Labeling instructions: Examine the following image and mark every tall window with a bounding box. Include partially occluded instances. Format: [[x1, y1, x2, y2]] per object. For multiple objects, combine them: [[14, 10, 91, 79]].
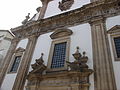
[[10, 56, 21, 72], [48, 28, 72, 71], [114, 37, 120, 58], [8, 47, 25, 74], [51, 42, 67, 68]]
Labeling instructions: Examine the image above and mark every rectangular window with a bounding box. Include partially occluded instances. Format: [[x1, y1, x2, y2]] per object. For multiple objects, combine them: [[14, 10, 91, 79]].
[[114, 37, 120, 58], [51, 42, 67, 68], [10, 56, 21, 72]]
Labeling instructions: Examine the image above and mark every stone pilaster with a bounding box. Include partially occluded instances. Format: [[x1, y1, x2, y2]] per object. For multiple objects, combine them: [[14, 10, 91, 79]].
[[89, 17, 117, 90], [12, 35, 39, 90], [0, 38, 19, 87]]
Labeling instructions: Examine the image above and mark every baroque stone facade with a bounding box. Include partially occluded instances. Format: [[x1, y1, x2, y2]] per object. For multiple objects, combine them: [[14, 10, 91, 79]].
[[0, 0, 120, 90], [27, 47, 93, 90]]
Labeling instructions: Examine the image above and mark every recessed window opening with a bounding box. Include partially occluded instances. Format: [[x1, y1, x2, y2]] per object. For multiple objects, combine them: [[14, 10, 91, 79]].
[[114, 37, 120, 58], [51, 42, 67, 68], [10, 56, 21, 72]]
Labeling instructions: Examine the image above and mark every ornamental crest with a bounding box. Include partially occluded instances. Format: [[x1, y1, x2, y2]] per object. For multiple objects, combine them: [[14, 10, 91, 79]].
[[58, 0, 74, 11]]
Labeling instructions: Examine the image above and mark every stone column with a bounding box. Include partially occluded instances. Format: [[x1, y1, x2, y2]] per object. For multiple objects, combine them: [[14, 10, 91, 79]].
[[0, 38, 19, 87], [89, 17, 117, 90], [12, 35, 39, 90], [38, 0, 49, 19]]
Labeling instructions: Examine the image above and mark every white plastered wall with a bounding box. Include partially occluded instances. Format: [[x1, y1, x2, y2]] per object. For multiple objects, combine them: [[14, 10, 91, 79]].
[[106, 15, 120, 90], [30, 23, 94, 90], [1, 39, 28, 90], [44, 0, 90, 18], [0, 31, 14, 61], [0, 39, 12, 68], [0, 31, 14, 73]]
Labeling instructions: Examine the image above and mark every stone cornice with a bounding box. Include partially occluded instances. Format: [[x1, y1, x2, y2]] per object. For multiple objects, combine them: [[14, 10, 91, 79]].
[[27, 71, 93, 80], [50, 28, 73, 39], [107, 25, 120, 34], [11, 0, 120, 39]]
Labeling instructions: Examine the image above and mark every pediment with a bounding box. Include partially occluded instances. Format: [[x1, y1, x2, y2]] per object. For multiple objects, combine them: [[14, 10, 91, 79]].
[[107, 25, 120, 34], [15, 47, 25, 53], [50, 28, 73, 39]]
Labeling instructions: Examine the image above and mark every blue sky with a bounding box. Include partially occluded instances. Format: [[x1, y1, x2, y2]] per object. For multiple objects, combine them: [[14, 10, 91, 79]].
[[0, 0, 42, 30]]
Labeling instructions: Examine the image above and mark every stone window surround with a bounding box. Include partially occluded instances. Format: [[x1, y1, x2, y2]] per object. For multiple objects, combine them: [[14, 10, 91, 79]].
[[7, 48, 25, 74], [47, 36, 70, 72], [108, 25, 120, 61], [110, 34, 120, 61]]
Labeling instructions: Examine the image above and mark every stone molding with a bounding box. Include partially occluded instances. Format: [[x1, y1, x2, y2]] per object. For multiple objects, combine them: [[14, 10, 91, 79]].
[[107, 25, 120, 34], [11, 0, 120, 39], [50, 28, 73, 39], [27, 71, 92, 90]]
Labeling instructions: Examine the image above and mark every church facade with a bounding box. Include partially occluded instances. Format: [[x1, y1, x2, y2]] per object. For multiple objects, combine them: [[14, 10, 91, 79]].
[[0, 0, 120, 90]]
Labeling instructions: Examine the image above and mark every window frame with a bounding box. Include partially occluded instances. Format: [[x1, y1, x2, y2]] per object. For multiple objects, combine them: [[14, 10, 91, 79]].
[[108, 25, 120, 61], [8, 47, 25, 74], [111, 34, 120, 61], [9, 56, 22, 73], [47, 36, 70, 71]]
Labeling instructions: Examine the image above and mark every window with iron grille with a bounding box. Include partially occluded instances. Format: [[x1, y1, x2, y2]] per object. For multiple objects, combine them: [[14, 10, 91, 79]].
[[10, 56, 21, 72], [51, 42, 67, 68], [114, 37, 120, 58]]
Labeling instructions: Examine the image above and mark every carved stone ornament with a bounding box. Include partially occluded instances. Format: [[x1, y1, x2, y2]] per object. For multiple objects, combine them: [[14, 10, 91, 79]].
[[22, 13, 30, 25], [50, 28, 73, 39], [58, 0, 74, 11], [30, 53, 46, 74], [11, 0, 120, 39], [26, 48, 93, 90], [14, 47, 25, 53], [66, 46, 93, 72]]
